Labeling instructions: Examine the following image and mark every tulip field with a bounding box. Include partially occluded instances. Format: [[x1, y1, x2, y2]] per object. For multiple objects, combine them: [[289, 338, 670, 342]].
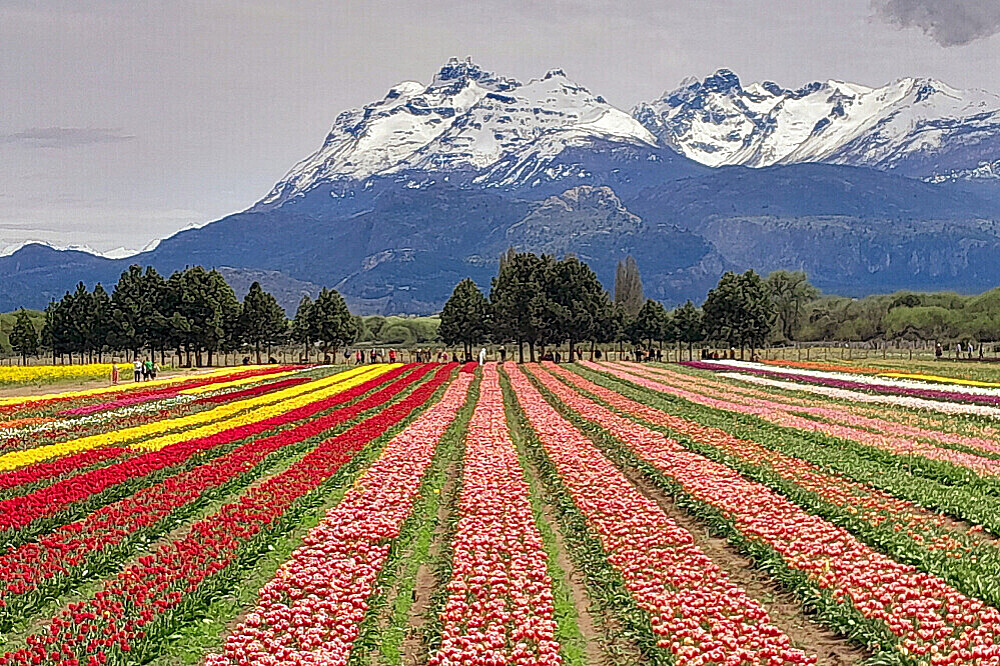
[[3, 360, 1000, 665]]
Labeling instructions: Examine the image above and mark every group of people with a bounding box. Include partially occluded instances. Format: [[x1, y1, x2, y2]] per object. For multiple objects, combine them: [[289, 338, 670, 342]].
[[621, 347, 663, 362], [348, 348, 403, 365], [936, 342, 988, 360], [110, 359, 158, 385]]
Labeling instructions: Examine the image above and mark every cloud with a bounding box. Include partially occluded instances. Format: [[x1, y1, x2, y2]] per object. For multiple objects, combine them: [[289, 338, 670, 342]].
[[0, 127, 135, 148], [871, 0, 1000, 46]]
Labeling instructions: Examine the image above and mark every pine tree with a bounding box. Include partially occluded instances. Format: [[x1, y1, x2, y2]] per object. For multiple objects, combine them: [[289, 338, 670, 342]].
[[291, 295, 314, 362], [241, 282, 287, 364], [631, 299, 671, 347], [440, 278, 490, 359], [89, 284, 112, 362], [110, 266, 145, 359], [10, 309, 39, 364], [614, 256, 644, 319], [311, 288, 357, 359], [490, 251, 549, 362], [544, 256, 608, 360]]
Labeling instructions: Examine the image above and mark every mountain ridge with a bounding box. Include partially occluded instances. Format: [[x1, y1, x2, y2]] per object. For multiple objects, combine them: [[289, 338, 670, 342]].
[[3, 59, 1000, 315]]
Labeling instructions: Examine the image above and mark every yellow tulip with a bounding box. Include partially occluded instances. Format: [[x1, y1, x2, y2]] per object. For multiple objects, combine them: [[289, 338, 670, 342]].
[[0, 365, 397, 470]]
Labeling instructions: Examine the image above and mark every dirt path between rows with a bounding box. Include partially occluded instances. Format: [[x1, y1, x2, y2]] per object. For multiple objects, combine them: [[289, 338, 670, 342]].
[[615, 458, 871, 666], [518, 447, 633, 665], [400, 456, 461, 665]]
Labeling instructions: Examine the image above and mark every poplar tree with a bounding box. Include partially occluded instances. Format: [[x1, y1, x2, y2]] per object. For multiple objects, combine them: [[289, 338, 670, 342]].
[[614, 256, 644, 318]]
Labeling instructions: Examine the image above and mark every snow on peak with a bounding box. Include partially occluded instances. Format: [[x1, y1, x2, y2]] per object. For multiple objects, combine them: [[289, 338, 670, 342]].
[[634, 69, 1000, 171], [260, 59, 655, 205], [429, 57, 519, 92]]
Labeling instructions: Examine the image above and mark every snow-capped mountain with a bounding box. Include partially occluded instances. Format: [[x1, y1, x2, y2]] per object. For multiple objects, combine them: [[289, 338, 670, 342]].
[[633, 69, 1000, 178], [261, 58, 657, 206], [6, 59, 1000, 316]]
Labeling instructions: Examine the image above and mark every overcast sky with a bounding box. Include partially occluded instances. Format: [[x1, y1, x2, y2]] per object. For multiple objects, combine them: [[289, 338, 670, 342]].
[[3, 0, 1000, 255]]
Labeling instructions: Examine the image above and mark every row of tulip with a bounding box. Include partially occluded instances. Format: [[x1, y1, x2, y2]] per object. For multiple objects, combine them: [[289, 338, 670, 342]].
[[0, 363, 442, 632], [0, 363, 116, 388], [506, 364, 813, 666], [178, 369, 301, 395], [550, 364, 1000, 620], [0, 365, 387, 473], [429, 365, 562, 666], [0, 364, 408, 548], [639, 361, 1000, 443], [600, 362, 1000, 477], [193, 376, 312, 405], [632, 363, 1000, 459], [0, 369, 374, 497], [0, 369, 312, 452], [209, 372, 475, 666], [718, 370, 1000, 419], [49, 366, 301, 416], [0, 364, 289, 412], [0, 364, 457, 666], [0, 366, 309, 450], [0, 397, 198, 459], [880, 371, 1000, 388], [530, 363, 1000, 663], [684, 360, 1000, 405], [759, 359, 883, 374], [576, 365, 1000, 557]]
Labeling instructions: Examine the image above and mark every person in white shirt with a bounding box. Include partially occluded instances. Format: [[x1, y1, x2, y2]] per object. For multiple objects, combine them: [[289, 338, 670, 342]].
[[478, 347, 487, 365]]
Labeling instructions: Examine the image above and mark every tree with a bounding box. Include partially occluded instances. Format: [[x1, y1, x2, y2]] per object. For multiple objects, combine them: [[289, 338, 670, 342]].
[[630, 299, 672, 348], [614, 256, 644, 318], [311, 288, 357, 358], [702, 270, 776, 357], [291, 295, 314, 361], [64, 283, 94, 363], [498, 246, 517, 274], [673, 300, 703, 361], [440, 278, 490, 359], [110, 265, 167, 360], [490, 251, 550, 362], [546, 256, 610, 360], [241, 282, 287, 363], [10, 309, 39, 364], [87, 284, 113, 362], [164, 267, 240, 366], [765, 270, 819, 341]]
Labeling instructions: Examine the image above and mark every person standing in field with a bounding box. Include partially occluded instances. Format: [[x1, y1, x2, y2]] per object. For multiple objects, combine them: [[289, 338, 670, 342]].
[[133, 359, 142, 382], [151, 361, 159, 380], [478, 347, 487, 365], [389, 348, 397, 363], [111, 363, 120, 385]]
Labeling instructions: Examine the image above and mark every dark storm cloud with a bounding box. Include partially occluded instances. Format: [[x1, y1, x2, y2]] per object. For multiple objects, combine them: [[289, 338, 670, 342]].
[[871, 0, 1000, 46], [0, 127, 135, 148]]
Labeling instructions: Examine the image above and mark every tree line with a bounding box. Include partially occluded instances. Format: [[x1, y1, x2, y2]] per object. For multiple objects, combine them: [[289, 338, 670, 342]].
[[439, 250, 786, 361], [8, 266, 357, 366]]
